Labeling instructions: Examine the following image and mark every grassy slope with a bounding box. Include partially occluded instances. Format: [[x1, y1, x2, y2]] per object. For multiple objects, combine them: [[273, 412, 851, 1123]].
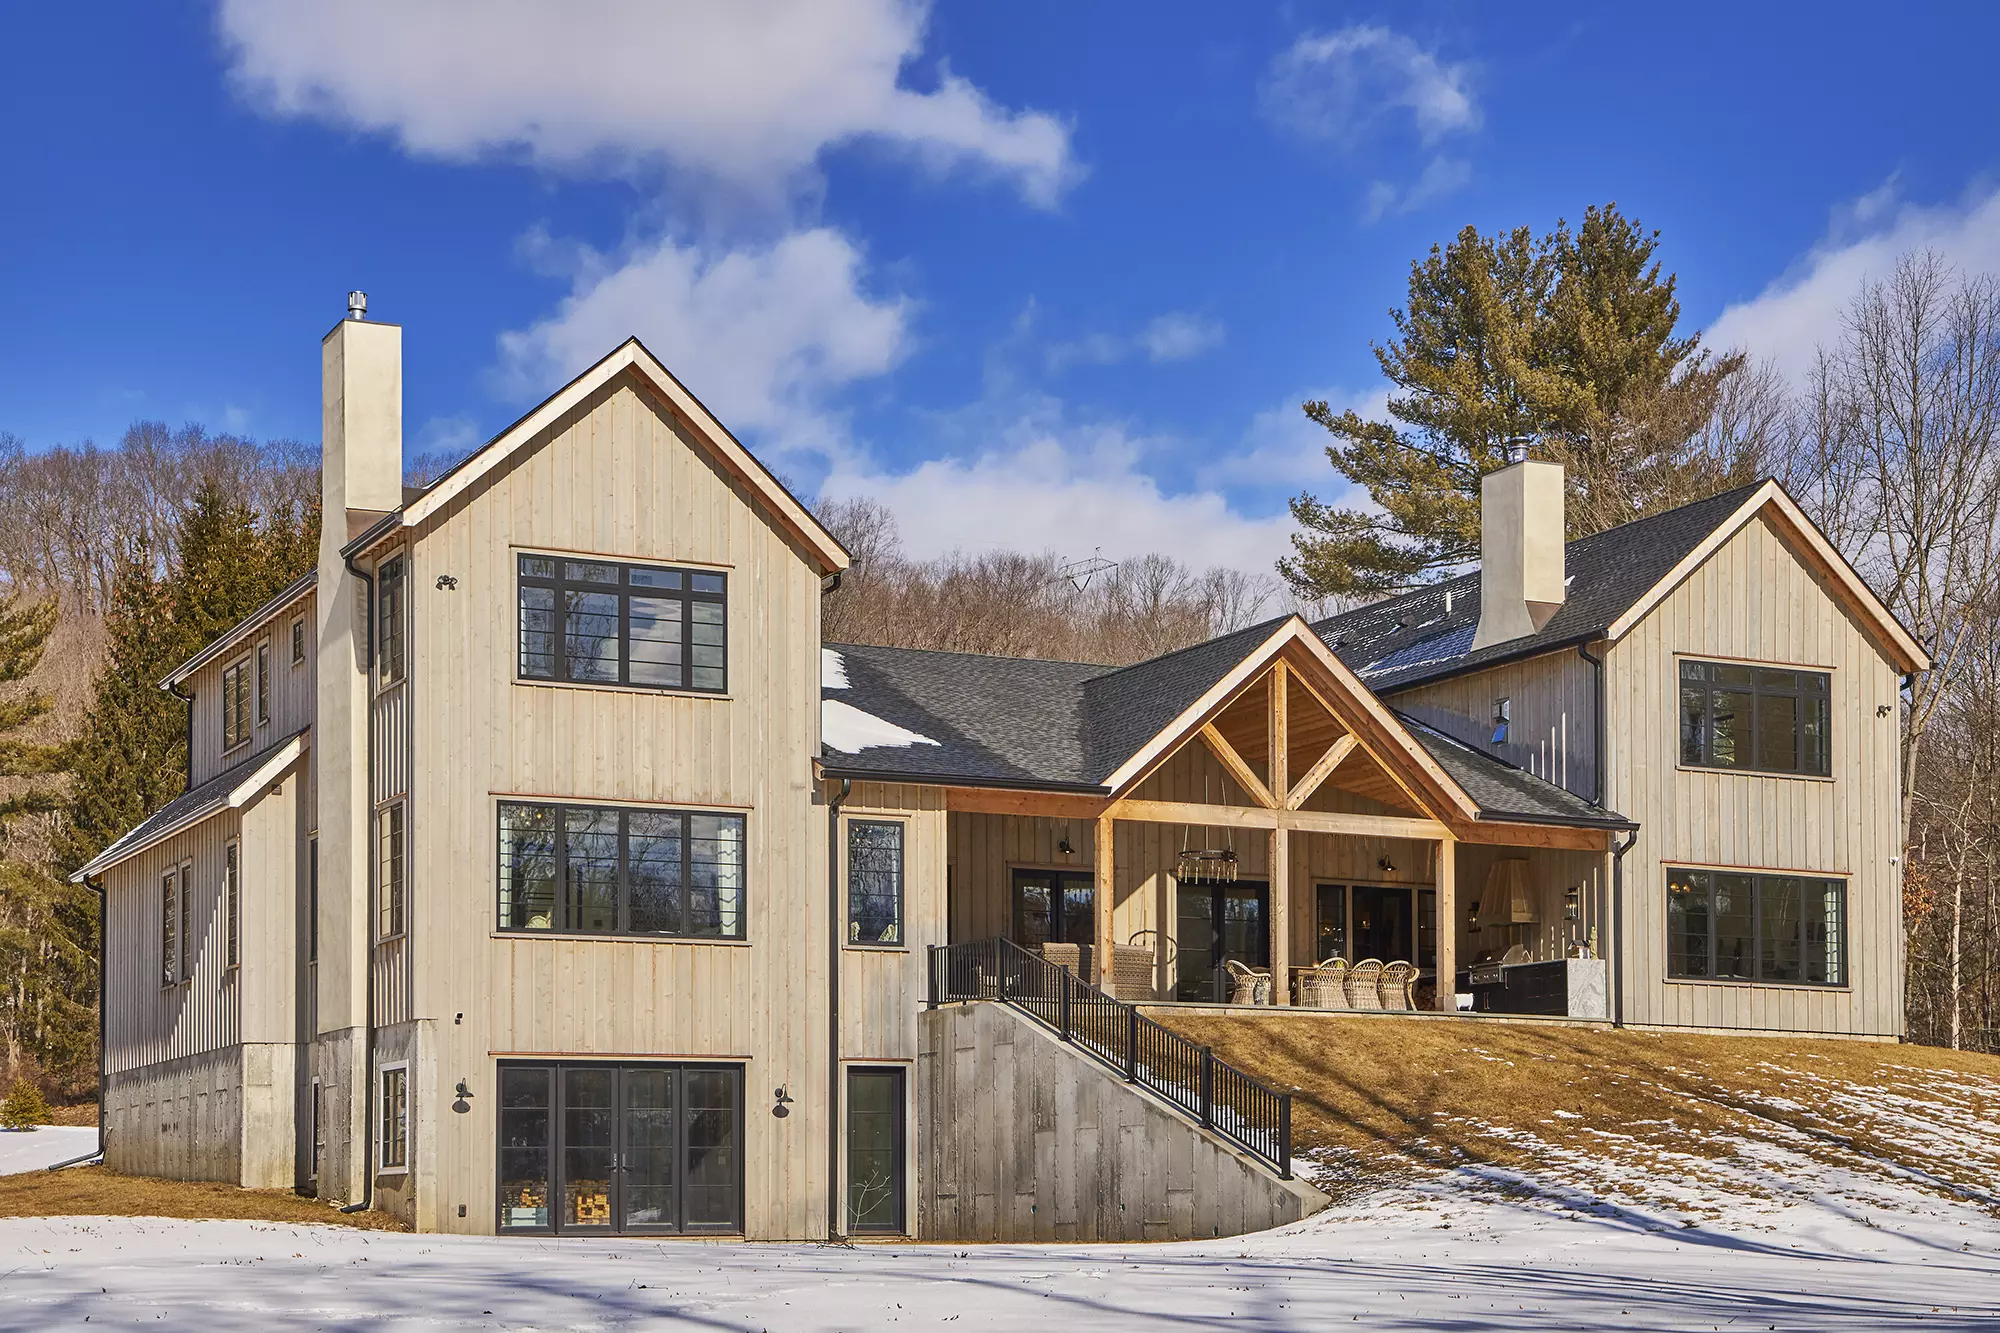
[[0, 1166, 409, 1229], [1168, 1013, 2000, 1216]]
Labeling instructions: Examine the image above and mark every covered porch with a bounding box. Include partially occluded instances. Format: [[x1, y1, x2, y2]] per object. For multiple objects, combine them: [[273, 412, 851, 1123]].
[[942, 641, 1621, 1018]]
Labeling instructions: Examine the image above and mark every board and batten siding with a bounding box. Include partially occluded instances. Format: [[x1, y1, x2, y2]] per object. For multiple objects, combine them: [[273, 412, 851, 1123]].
[[1606, 512, 1905, 1037], [836, 783, 948, 1062], [1390, 648, 1599, 800], [396, 372, 834, 1237], [187, 593, 318, 787]]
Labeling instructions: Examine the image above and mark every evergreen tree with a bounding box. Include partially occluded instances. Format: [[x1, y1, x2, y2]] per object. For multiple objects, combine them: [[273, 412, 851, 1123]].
[[1281, 204, 1766, 600], [0, 1076, 52, 1129]]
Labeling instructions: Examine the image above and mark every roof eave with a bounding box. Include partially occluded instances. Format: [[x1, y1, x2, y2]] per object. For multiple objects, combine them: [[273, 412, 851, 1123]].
[[160, 570, 318, 689]]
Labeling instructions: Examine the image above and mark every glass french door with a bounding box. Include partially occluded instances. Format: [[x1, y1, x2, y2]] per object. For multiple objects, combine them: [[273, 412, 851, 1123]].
[[498, 1062, 742, 1234], [1174, 880, 1270, 1001], [1012, 869, 1097, 968]]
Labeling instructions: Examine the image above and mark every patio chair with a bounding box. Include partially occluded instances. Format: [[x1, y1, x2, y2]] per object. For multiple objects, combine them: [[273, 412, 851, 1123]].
[[1040, 942, 1082, 980], [1225, 959, 1272, 1006], [1379, 960, 1418, 1011], [1109, 944, 1156, 1001], [1296, 958, 1350, 1009], [1344, 958, 1385, 1010]]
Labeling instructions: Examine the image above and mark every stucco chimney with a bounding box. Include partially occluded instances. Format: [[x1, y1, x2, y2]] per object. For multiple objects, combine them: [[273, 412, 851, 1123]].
[[1470, 444, 1565, 652], [315, 296, 401, 1203]]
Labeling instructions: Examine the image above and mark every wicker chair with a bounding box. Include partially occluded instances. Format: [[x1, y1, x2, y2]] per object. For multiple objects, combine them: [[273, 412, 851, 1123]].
[[1378, 960, 1418, 1011], [1344, 958, 1385, 1010], [1297, 958, 1350, 1009], [1225, 959, 1272, 1005], [1040, 942, 1082, 979], [1109, 945, 1156, 1001]]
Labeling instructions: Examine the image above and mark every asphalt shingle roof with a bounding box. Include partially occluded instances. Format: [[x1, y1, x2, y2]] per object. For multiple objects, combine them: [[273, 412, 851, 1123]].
[[74, 729, 308, 879]]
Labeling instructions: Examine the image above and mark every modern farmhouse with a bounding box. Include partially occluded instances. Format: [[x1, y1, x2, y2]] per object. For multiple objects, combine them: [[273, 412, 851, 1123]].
[[74, 298, 1927, 1241]]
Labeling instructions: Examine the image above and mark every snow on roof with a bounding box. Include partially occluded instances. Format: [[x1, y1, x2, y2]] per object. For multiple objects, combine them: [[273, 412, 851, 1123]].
[[822, 698, 942, 755]]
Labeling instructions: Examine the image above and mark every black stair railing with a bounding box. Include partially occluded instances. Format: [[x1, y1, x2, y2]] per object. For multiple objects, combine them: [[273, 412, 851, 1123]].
[[927, 937, 1293, 1177]]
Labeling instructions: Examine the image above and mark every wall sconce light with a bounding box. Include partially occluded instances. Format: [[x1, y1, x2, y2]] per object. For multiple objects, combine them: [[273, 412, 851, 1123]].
[[435, 574, 459, 591], [1377, 855, 1396, 873], [772, 1086, 794, 1119], [1468, 899, 1482, 932], [452, 1080, 473, 1114], [1564, 885, 1582, 922], [1058, 837, 1074, 857]]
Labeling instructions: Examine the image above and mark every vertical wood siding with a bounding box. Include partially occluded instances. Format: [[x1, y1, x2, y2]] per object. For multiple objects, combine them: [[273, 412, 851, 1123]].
[[1606, 513, 1904, 1036], [189, 594, 318, 786], [838, 783, 948, 1061], [1391, 649, 1599, 799]]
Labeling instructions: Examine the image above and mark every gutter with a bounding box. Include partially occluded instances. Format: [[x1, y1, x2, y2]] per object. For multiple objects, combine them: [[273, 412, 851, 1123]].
[[338, 548, 378, 1217], [1473, 808, 1637, 832], [1371, 630, 1605, 697], [815, 766, 1110, 796], [826, 777, 850, 1241]]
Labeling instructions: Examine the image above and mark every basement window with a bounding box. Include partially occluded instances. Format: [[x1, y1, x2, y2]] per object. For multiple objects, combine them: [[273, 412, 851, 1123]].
[[379, 1063, 409, 1173]]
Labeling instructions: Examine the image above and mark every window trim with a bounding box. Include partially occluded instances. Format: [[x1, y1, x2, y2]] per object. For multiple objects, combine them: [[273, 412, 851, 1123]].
[[845, 817, 907, 950], [160, 868, 178, 988], [379, 801, 407, 942], [177, 861, 193, 985], [378, 1061, 410, 1175], [1665, 865, 1849, 989], [1491, 696, 1511, 746], [495, 798, 749, 941], [255, 640, 271, 726], [223, 839, 240, 972], [291, 615, 307, 668], [1676, 655, 1833, 778], [221, 656, 252, 753], [377, 554, 407, 689], [514, 550, 730, 696], [845, 1064, 908, 1235]]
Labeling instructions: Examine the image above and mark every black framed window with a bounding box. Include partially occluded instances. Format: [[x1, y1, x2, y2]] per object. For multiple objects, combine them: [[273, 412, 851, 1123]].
[[222, 657, 250, 750], [160, 870, 177, 987], [847, 820, 904, 946], [380, 802, 406, 939], [380, 1065, 409, 1171], [847, 1066, 906, 1233], [378, 555, 407, 686], [224, 840, 240, 970], [1679, 659, 1830, 776], [291, 616, 306, 666], [498, 801, 745, 938], [256, 642, 270, 724], [517, 554, 727, 692], [1667, 868, 1846, 986], [1011, 869, 1094, 951]]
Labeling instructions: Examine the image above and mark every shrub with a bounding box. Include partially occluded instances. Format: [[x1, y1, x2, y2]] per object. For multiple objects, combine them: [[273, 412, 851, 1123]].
[[0, 1079, 53, 1131]]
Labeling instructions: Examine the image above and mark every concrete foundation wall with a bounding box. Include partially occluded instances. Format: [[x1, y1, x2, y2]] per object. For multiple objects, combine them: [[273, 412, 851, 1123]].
[[105, 1043, 298, 1188], [916, 1002, 1324, 1242]]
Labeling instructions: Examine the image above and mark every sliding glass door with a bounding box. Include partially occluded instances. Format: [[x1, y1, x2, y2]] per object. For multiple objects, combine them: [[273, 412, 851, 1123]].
[[498, 1062, 742, 1235], [1174, 880, 1269, 1001]]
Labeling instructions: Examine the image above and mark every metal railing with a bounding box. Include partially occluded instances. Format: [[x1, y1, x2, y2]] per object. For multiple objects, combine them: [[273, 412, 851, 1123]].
[[927, 937, 1292, 1177]]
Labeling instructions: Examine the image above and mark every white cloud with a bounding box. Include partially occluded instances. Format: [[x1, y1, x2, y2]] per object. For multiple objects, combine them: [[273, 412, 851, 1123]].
[[1204, 387, 1389, 494], [1708, 179, 2000, 382], [216, 0, 1076, 207], [1047, 312, 1224, 370], [821, 414, 1298, 575], [496, 228, 910, 451], [1262, 25, 1478, 149], [1362, 155, 1471, 223]]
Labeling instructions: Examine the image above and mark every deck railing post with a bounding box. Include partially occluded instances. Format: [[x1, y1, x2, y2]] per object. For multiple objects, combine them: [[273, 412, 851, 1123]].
[[926, 945, 939, 1008], [1124, 1008, 1138, 1082], [1058, 974, 1071, 1040], [1199, 1046, 1213, 1130], [1279, 1093, 1293, 1178]]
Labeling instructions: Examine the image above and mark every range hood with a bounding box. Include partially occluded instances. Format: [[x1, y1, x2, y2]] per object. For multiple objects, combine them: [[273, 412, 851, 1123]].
[[1484, 858, 1536, 925]]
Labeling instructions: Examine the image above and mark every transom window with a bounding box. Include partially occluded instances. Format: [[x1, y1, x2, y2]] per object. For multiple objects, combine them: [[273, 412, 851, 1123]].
[[847, 820, 904, 946], [517, 555, 727, 693], [1679, 659, 1830, 776], [498, 801, 746, 939], [221, 657, 251, 751], [1667, 868, 1846, 986]]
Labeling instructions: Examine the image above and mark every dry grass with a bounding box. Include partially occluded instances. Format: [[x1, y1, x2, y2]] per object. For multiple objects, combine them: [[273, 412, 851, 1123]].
[[1167, 1012, 2000, 1215], [0, 1166, 409, 1230], [46, 1102, 98, 1128]]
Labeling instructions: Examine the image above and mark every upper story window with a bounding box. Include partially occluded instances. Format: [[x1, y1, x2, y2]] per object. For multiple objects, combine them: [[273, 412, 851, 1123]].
[[380, 801, 407, 940], [222, 657, 251, 751], [291, 615, 307, 667], [1490, 697, 1511, 746], [517, 555, 727, 693], [497, 800, 745, 939], [378, 555, 407, 686], [224, 840, 240, 970], [847, 819, 905, 946], [256, 641, 271, 725], [1679, 659, 1830, 776], [1667, 868, 1845, 986]]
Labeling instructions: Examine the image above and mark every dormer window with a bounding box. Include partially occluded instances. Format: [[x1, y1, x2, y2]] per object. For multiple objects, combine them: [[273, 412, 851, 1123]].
[[517, 554, 727, 693]]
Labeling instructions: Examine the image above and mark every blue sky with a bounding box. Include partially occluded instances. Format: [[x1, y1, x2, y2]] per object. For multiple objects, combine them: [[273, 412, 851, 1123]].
[[3, 2, 1998, 576]]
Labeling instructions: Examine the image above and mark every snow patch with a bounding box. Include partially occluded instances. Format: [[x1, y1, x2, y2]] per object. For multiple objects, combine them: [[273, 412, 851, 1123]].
[[821, 647, 849, 690], [0, 1125, 97, 1175], [823, 699, 941, 754]]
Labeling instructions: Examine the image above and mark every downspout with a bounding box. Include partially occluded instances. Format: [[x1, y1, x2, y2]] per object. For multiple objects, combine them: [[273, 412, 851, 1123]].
[[1611, 829, 1638, 1027], [826, 776, 849, 1241], [46, 875, 110, 1172], [340, 551, 378, 1215]]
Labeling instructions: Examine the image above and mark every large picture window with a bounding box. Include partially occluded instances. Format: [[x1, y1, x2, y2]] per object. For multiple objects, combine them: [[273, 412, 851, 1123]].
[[498, 801, 746, 939], [1679, 659, 1830, 776], [1667, 868, 1846, 986], [517, 554, 727, 692], [222, 657, 251, 751], [846, 820, 904, 946]]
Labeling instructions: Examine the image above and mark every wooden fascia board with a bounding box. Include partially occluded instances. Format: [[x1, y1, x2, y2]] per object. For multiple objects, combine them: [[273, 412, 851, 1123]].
[[1285, 734, 1358, 809], [399, 339, 849, 573], [1099, 621, 1300, 794], [1603, 482, 1928, 673], [942, 787, 1110, 820], [1198, 724, 1277, 808], [1459, 819, 1612, 852], [1106, 798, 1448, 842], [226, 734, 307, 809]]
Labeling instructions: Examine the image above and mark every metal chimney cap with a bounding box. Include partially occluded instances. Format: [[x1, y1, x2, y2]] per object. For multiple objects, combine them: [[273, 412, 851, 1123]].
[[347, 291, 368, 320], [1503, 436, 1530, 465]]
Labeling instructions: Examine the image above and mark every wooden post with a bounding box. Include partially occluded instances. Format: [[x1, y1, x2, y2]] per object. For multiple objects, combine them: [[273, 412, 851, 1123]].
[[1270, 825, 1291, 1005], [1095, 814, 1116, 990], [1268, 662, 1291, 1005], [1434, 834, 1457, 1012]]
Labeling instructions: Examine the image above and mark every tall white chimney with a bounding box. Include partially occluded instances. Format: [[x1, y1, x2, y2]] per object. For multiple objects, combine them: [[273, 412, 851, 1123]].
[[314, 295, 401, 1204], [1470, 442, 1565, 651]]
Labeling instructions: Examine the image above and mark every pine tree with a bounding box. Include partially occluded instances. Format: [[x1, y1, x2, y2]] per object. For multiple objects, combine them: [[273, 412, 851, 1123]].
[[0, 1076, 53, 1129], [1281, 204, 1767, 600]]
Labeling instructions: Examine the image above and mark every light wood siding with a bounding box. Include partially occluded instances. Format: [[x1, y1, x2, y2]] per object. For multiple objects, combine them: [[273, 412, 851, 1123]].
[[838, 784, 947, 1061], [1606, 512, 1904, 1036], [1391, 648, 1599, 799], [398, 374, 832, 1238], [189, 594, 318, 786]]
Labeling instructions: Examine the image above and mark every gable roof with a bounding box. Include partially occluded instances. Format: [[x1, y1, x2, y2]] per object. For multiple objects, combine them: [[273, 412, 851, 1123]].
[[349, 338, 849, 574], [1313, 478, 1927, 691], [163, 570, 316, 689], [71, 730, 307, 882], [822, 619, 1626, 829]]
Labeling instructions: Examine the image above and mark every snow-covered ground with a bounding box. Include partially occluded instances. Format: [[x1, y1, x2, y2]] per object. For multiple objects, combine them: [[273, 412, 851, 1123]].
[[2, 1169, 1994, 1332], [0, 1126, 96, 1176]]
